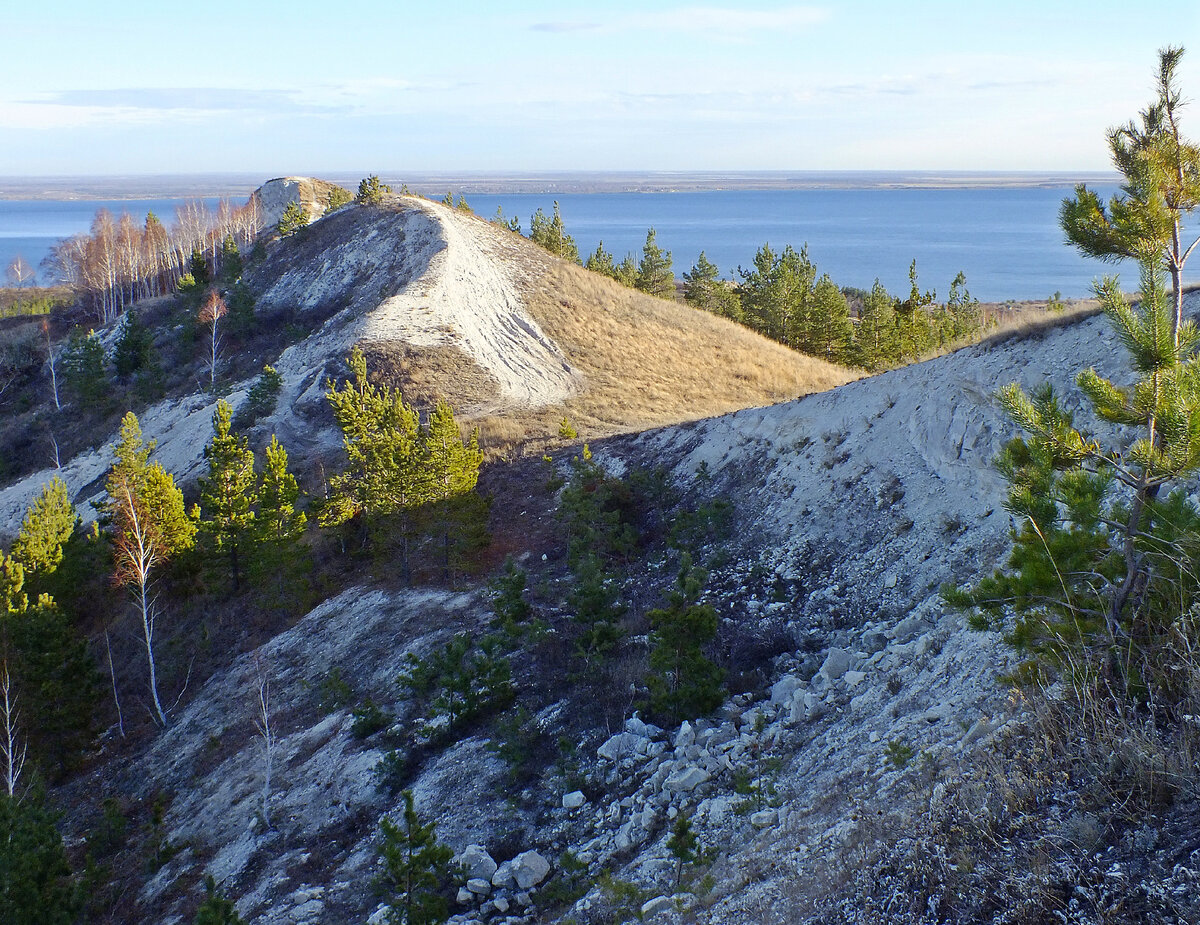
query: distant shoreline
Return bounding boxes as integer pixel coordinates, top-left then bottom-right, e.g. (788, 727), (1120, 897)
(0, 171), (1120, 201)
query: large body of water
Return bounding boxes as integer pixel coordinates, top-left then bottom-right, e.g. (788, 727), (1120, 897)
(0, 186), (1178, 302)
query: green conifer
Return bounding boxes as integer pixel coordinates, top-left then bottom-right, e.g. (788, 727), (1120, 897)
(323, 347), (424, 576)
(377, 790), (454, 925)
(252, 435), (307, 595)
(193, 875), (246, 924)
(807, 274), (855, 363)
(277, 201), (308, 237)
(60, 328), (107, 408)
(0, 787), (77, 925)
(945, 260), (1200, 702)
(422, 401), (485, 579)
(112, 309), (153, 378)
(9, 478), (75, 589)
(585, 241), (618, 279)
(198, 401), (257, 592)
(635, 228), (675, 299)
(854, 280), (898, 371)
(645, 555), (724, 724)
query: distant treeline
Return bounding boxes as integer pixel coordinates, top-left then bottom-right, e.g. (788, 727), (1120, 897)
(41, 197), (263, 325)
(494, 199), (987, 370)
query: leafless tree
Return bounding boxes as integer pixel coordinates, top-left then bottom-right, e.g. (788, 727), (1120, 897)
(5, 254), (34, 288)
(42, 320), (60, 411)
(200, 290), (227, 393)
(251, 653), (275, 828)
(0, 661), (27, 798)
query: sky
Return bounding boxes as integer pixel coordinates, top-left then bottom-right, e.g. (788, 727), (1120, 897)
(2, 1), (1199, 175)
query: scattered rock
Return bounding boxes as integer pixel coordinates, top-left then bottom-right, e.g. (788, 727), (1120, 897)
(598, 732), (642, 762)
(467, 878), (491, 895)
(770, 674), (803, 705)
(562, 790), (587, 810)
(819, 647), (852, 681)
(750, 809), (779, 828)
(665, 767), (710, 792)
(511, 850), (551, 889)
(457, 844), (498, 882)
(641, 895), (676, 918)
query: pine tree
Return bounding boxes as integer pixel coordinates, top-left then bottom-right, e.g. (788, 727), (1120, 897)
(9, 478), (75, 590)
(945, 271), (980, 340)
(422, 401), (484, 580)
(3, 484), (96, 778)
(198, 401), (257, 592)
(277, 201), (308, 237)
(377, 790), (454, 925)
(854, 279), (899, 371)
(105, 412), (195, 727)
(193, 875), (246, 925)
(60, 327), (106, 408)
(252, 435), (308, 597)
(635, 228), (675, 299)
(323, 348), (425, 576)
(807, 274), (855, 363)
(0, 787), (77, 925)
(568, 553), (625, 667)
(895, 260), (936, 359)
(945, 260), (1200, 702)
(738, 244), (816, 347)
(645, 555), (724, 724)
(324, 186), (353, 213)
(1061, 46), (1200, 343)
(529, 202), (580, 263)
(585, 241), (618, 279)
(189, 248), (211, 287)
(357, 176), (392, 206)
(683, 251), (741, 320)
(666, 811), (700, 890)
(218, 234), (243, 283)
(112, 309), (152, 378)
(614, 255), (638, 289)
(490, 557), (532, 637)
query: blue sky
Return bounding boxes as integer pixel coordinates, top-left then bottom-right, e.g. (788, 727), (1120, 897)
(3, 1), (1198, 175)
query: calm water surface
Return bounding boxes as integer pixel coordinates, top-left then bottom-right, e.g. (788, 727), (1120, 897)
(2, 187), (1183, 302)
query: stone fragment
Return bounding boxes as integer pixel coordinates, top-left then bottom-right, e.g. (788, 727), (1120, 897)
(843, 670), (867, 689)
(641, 896), (676, 918)
(665, 767), (710, 792)
(467, 878), (491, 895)
(491, 860), (515, 889)
(819, 647), (852, 681)
(458, 844), (498, 882)
(597, 732), (641, 761)
(770, 674), (803, 705)
(511, 850), (552, 889)
(674, 721), (695, 749)
(456, 887), (473, 905)
(750, 809), (778, 828)
(562, 790), (587, 810)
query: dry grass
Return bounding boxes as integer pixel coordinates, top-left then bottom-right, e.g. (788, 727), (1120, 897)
(514, 255), (857, 436)
(360, 341), (501, 410)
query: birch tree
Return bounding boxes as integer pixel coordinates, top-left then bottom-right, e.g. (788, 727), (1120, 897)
(105, 413), (195, 727)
